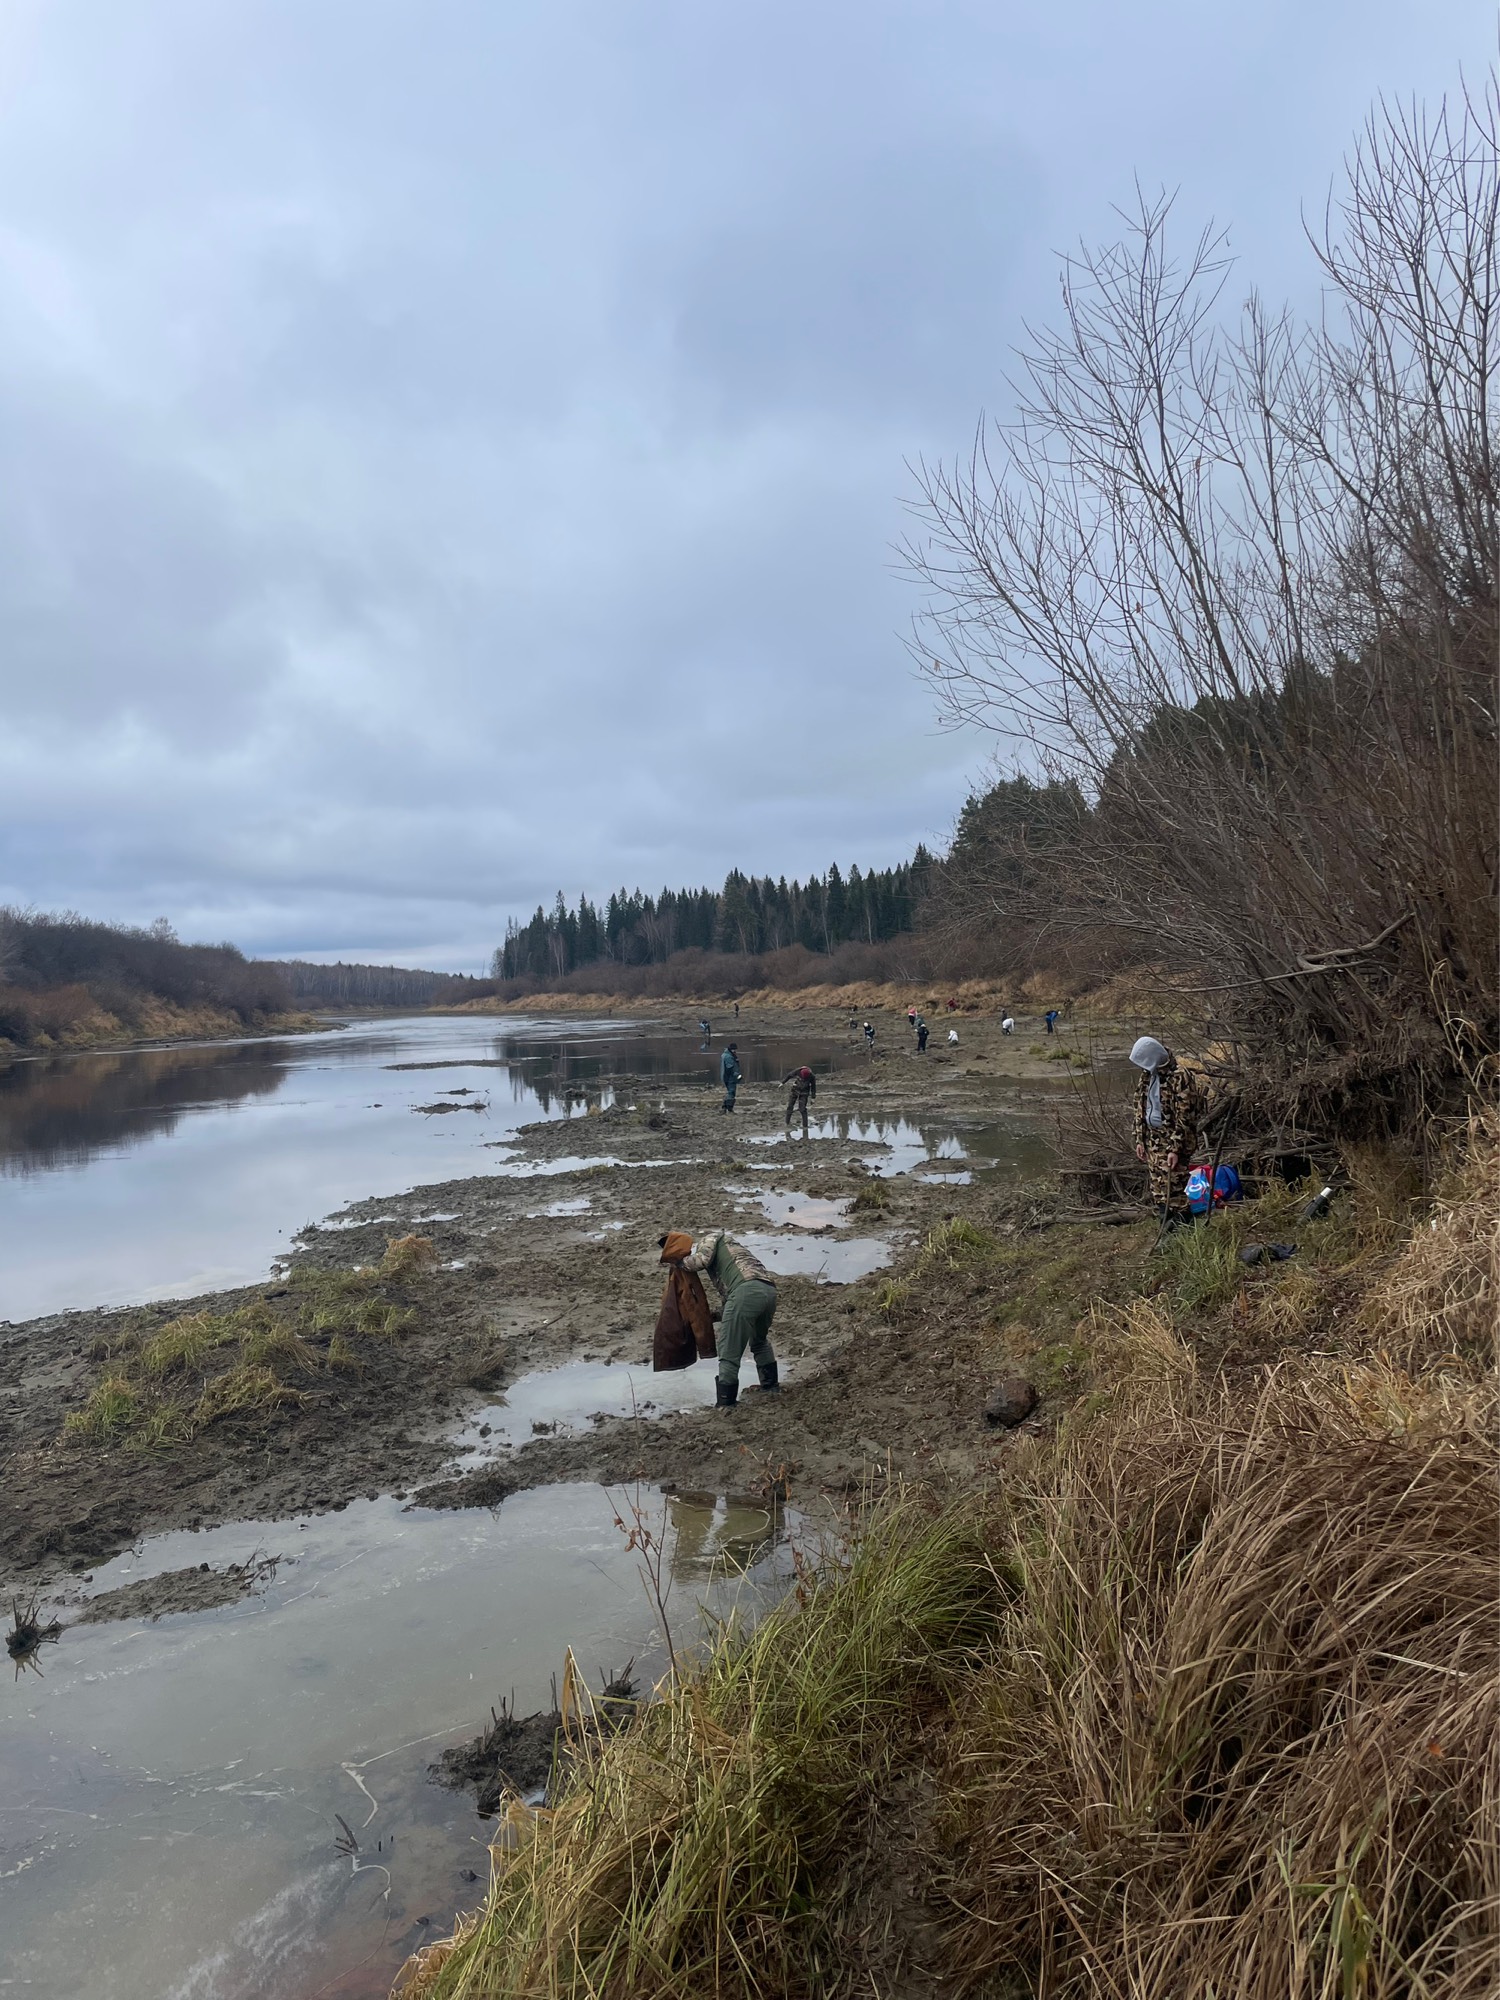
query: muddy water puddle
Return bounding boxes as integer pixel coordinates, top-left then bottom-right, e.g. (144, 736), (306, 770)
(746, 1108), (1053, 1179)
(737, 1229), (893, 1281)
(725, 1185), (853, 1229)
(450, 1358), (724, 1455)
(3, 1482), (803, 2000)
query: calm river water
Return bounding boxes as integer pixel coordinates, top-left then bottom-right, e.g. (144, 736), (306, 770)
(0, 1014), (863, 1323)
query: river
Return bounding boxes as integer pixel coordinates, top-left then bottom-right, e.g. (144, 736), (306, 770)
(0, 1012), (1054, 1999)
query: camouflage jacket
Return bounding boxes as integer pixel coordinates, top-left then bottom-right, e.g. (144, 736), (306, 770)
(1132, 1062), (1205, 1158)
(681, 1230), (776, 1299)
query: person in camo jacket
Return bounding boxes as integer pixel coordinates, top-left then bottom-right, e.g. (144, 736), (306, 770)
(1130, 1035), (1207, 1224)
(665, 1228), (780, 1408)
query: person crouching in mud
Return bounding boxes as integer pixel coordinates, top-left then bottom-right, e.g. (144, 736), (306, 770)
(660, 1229), (779, 1408)
(1130, 1035), (1205, 1226)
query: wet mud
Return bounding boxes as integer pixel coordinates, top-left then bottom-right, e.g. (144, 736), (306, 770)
(434, 1672), (640, 1818)
(75, 1551), (282, 1624)
(1, 1009), (1087, 1598)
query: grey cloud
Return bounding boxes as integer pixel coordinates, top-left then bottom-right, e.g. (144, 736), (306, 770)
(653, 136), (1035, 421)
(0, 1), (1489, 969)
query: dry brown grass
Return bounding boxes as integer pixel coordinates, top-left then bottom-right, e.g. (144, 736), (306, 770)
(380, 1233), (437, 1280)
(939, 1347), (1499, 2000)
(191, 1364), (304, 1426)
(1365, 1106), (1499, 1370)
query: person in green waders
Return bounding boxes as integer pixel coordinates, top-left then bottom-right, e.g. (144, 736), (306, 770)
(661, 1229), (779, 1408)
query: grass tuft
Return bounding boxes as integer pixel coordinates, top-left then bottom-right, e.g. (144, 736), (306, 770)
(192, 1365), (304, 1427)
(874, 1276), (912, 1316)
(127, 1403), (195, 1453)
(381, 1234), (437, 1280)
(242, 1321), (321, 1377)
(139, 1312), (239, 1379)
(849, 1179), (893, 1214)
(63, 1374), (142, 1445)
(920, 1216), (997, 1270)
(326, 1332), (361, 1374)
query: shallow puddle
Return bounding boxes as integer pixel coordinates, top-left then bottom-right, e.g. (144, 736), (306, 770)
(450, 1358), (724, 1455)
(2, 1483), (801, 2000)
(724, 1185), (854, 1230)
(522, 1195), (593, 1219)
(737, 1229), (893, 1282)
(482, 1153), (691, 1178)
(745, 1108), (1053, 1179)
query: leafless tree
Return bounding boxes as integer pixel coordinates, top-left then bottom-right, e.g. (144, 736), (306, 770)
(906, 78), (1498, 1123)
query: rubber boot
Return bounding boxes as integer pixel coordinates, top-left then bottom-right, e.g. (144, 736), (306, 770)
(756, 1360), (780, 1394)
(715, 1377), (738, 1409)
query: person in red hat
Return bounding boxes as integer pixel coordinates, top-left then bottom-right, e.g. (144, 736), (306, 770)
(780, 1063), (818, 1138)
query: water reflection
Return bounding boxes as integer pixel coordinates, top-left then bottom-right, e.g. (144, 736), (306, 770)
(0, 1040), (289, 1177)
(667, 1490), (783, 1577)
(389, 1027), (850, 1114)
(1, 1481), (799, 2000)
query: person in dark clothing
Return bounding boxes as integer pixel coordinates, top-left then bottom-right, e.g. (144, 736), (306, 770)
(863, 1020), (876, 1049)
(719, 1041), (742, 1112)
(1044, 1009), (1060, 1035)
(781, 1065), (817, 1137)
(916, 1019), (929, 1053)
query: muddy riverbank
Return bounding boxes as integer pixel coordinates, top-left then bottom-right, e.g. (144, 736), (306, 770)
(1, 1010), (1103, 1599)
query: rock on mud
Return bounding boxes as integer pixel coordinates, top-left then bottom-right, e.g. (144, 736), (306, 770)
(983, 1374), (1038, 1428)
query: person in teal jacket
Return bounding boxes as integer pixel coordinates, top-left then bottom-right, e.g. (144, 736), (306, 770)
(719, 1041), (742, 1112)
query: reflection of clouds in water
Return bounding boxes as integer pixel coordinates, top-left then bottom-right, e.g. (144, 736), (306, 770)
(737, 1230), (892, 1282)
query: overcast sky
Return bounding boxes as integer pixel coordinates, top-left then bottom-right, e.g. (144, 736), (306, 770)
(0, 2), (1489, 969)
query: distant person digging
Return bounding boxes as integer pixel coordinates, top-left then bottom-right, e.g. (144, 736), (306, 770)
(1130, 1036), (1207, 1228)
(659, 1228), (779, 1408)
(781, 1064), (817, 1138)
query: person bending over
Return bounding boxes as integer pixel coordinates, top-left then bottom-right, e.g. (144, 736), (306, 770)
(662, 1229), (779, 1408)
(781, 1064), (817, 1138)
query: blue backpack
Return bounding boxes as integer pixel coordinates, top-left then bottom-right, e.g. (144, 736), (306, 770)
(1185, 1162), (1243, 1216)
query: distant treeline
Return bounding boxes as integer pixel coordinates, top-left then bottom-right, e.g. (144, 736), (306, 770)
(266, 959), (492, 1009)
(0, 910), (292, 1047)
(494, 855), (935, 982)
